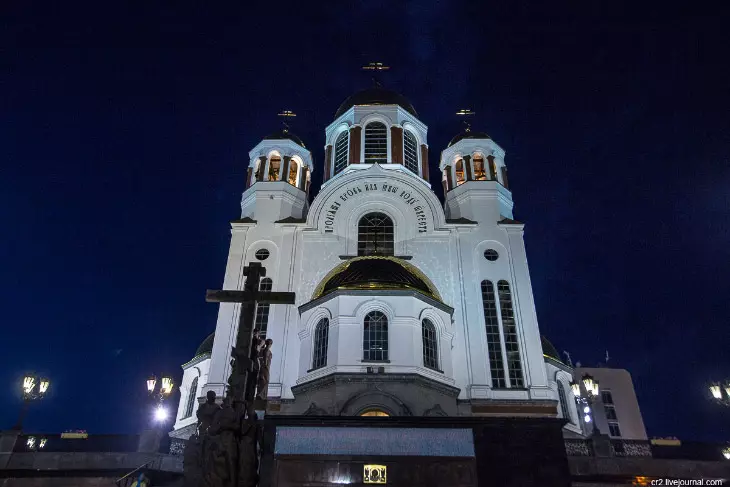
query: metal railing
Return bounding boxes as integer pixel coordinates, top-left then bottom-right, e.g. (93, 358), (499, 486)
(115, 460), (156, 487)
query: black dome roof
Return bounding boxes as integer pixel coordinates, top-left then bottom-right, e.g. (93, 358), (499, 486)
(335, 88), (418, 118)
(195, 333), (214, 357)
(264, 129), (306, 149)
(541, 336), (564, 364)
(448, 130), (491, 147)
(321, 257), (433, 298)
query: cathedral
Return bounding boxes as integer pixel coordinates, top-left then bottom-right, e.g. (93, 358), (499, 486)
(171, 86), (581, 486)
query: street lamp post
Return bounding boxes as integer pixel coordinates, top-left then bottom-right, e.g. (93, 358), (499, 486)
(13, 374), (50, 431)
(709, 382), (730, 407)
(570, 373), (601, 436)
(146, 375), (174, 425)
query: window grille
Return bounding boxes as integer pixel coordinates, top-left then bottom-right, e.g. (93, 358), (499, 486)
(312, 318), (329, 370)
(364, 122), (388, 164)
(404, 130), (419, 174)
(363, 311), (388, 361)
(422, 319), (438, 370)
(481, 280), (506, 388)
(558, 382), (571, 422)
(357, 213), (394, 256)
(255, 278), (273, 338)
(334, 131), (349, 175)
(183, 377), (198, 418)
(497, 280), (523, 387)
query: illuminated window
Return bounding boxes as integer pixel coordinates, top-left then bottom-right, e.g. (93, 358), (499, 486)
(473, 154), (487, 180)
(403, 130), (419, 174)
(268, 155), (281, 181)
(183, 377), (198, 419)
(312, 318), (329, 370)
(558, 382), (571, 422)
(363, 311), (388, 361)
(455, 159), (465, 185)
(255, 278), (273, 338)
(358, 213), (394, 256)
(481, 280), (505, 388)
(421, 319), (438, 370)
(364, 122), (388, 164)
(498, 280), (523, 387)
(360, 409), (389, 417)
(288, 160), (298, 186)
(333, 131), (349, 175)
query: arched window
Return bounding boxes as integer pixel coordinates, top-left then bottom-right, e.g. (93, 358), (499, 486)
(312, 318), (329, 370)
(268, 155), (281, 181)
(183, 377), (198, 418)
(421, 319), (438, 370)
(558, 381), (572, 422)
(497, 280), (523, 387)
(357, 213), (394, 256)
(363, 311), (388, 361)
(333, 131), (349, 175)
(403, 130), (419, 174)
(288, 160), (298, 186)
(473, 154), (487, 180)
(360, 409), (389, 417)
(455, 159), (465, 185)
(481, 280), (506, 388)
(364, 122), (388, 164)
(255, 278), (273, 338)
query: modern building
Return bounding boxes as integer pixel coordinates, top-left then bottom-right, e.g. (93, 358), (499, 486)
(573, 367), (648, 440)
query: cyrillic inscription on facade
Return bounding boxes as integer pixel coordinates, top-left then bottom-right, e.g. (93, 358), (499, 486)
(323, 182), (428, 233)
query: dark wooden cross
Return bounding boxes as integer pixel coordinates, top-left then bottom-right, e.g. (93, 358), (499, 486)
(205, 262), (295, 408)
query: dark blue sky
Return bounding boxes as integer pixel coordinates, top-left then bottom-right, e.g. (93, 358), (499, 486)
(2, 1), (729, 441)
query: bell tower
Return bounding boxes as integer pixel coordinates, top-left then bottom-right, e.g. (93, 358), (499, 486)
(439, 122), (512, 223)
(242, 117), (314, 223)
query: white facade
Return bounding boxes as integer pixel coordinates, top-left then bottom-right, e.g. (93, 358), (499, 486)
(173, 88), (580, 434)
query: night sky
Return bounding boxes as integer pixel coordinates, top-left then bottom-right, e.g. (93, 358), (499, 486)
(2, 1), (729, 441)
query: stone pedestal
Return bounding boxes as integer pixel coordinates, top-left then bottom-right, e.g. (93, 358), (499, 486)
(137, 429), (165, 453)
(590, 433), (613, 458)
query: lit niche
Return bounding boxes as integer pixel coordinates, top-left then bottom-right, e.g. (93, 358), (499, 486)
(364, 464), (387, 484)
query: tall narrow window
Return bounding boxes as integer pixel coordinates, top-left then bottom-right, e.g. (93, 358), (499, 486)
(558, 382), (571, 422)
(481, 280), (506, 388)
(497, 280), (523, 387)
(403, 130), (419, 174)
(255, 278), (273, 338)
(183, 377), (198, 418)
(473, 155), (487, 180)
(333, 131), (349, 175)
(455, 159), (465, 185)
(363, 311), (388, 361)
(312, 318), (329, 370)
(421, 319), (439, 370)
(357, 213), (394, 256)
(288, 160), (298, 186)
(364, 122), (388, 164)
(268, 155), (281, 181)
(608, 422), (622, 437)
